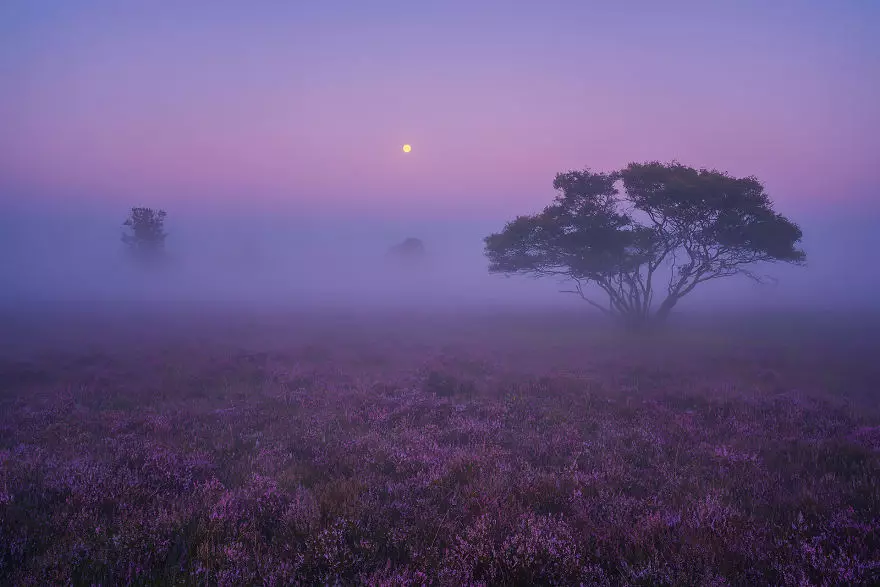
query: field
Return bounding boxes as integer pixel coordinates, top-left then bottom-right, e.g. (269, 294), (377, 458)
(1, 305), (879, 585)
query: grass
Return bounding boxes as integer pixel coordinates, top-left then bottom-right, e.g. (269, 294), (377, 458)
(0, 306), (878, 585)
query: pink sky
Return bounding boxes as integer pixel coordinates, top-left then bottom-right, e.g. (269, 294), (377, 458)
(1, 1), (878, 219)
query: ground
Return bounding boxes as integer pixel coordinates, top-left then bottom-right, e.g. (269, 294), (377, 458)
(1, 305), (879, 585)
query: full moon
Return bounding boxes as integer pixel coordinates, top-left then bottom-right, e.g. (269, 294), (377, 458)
(402, 144), (412, 153)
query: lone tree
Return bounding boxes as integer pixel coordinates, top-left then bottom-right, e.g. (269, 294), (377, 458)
(485, 162), (805, 328)
(122, 207), (168, 265)
(387, 237), (426, 265)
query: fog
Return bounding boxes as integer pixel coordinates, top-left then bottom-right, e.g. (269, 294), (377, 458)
(2, 199), (879, 315)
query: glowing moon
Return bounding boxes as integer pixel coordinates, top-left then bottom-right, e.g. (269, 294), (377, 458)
(402, 144), (412, 153)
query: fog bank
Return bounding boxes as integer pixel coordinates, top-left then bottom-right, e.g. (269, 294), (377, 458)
(2, 203), (879, 313)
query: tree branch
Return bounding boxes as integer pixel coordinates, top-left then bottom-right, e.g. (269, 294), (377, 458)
(560, 279), (612, 314)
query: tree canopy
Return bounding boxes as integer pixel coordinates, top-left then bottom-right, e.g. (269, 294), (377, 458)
(484, 162), (805, 327)
(122, 207), (168, 265)
(387, 237), (427, 266)
(390, 237), (426, 255)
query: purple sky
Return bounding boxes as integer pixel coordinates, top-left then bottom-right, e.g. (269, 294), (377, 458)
(2, 1), (878, 219)
(1, 1), (879, 309)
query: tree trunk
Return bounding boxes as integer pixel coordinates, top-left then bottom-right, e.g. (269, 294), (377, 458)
(654, 295), (679, 322)
(615, 308), (651, 332)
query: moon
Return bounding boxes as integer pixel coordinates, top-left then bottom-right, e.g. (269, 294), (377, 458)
(402, 144), (412, 153)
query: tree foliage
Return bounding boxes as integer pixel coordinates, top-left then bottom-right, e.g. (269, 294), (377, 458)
(485, 162), (805, 326)
(122, 207), (168, 265)
(390, 237), (426, 256)
(387, 237), (427, 266)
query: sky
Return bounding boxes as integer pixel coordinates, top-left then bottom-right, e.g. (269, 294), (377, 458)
(1, 1), (879, 308)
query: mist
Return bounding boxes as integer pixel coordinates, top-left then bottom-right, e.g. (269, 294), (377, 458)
(2, 204), (536, 309)
(2, 198), (879, 316)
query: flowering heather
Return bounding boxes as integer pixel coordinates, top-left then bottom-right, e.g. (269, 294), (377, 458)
(1, 309), (879, 585)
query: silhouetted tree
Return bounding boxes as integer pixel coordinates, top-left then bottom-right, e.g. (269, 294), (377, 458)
(485, 162), (805, 328)
(122, 207), (168, 265)
(387, 237), (426, 264)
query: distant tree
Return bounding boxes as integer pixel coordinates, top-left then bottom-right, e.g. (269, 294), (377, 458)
(485, 162), (805, 328)
(122, 207), (168, 265)
(387, 237), (426, 264)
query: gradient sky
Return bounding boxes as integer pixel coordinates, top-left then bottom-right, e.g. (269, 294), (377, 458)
(2, 1), (880, 310)
(2, 0), (878, 219)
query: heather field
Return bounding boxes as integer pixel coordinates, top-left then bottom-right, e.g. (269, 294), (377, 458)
(1, 306), (879, 586)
